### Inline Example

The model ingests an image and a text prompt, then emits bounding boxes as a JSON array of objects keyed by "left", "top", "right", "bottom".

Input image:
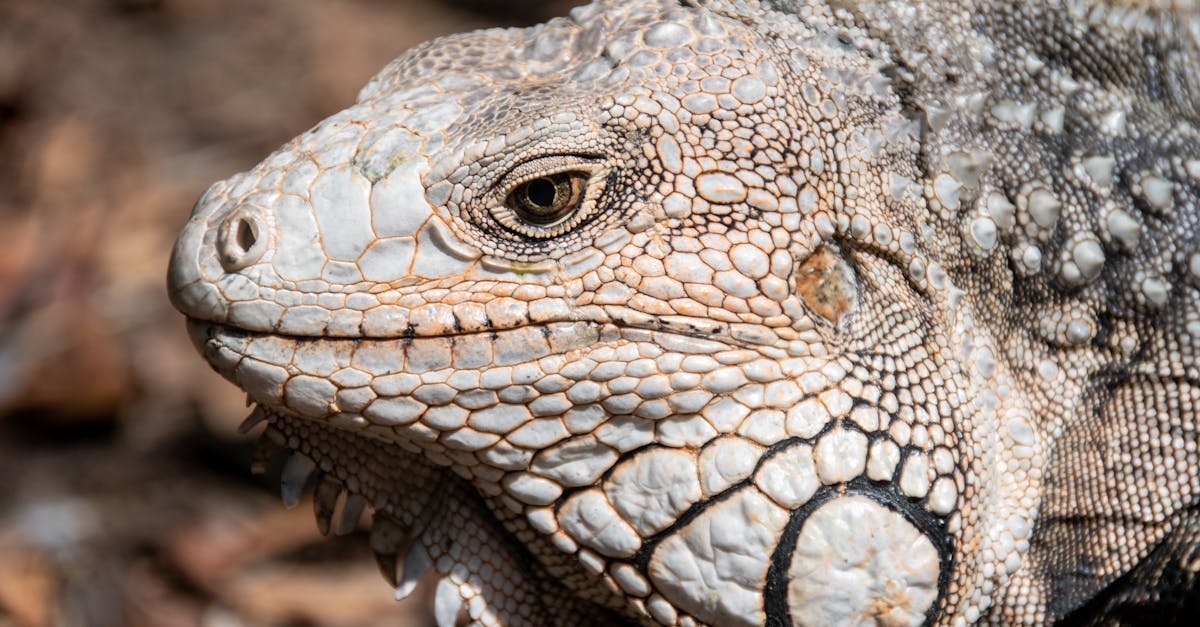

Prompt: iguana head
[{"left": 169, "top": 0, "right": 1047, "bottom": 624}]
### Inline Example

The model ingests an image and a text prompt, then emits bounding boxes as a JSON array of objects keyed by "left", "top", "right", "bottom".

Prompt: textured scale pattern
[{"left": 168, "top": 1, "right": 1200, "bottom": 625}]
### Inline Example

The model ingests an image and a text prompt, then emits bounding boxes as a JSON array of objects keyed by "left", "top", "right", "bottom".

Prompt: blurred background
[{"left": 0, "top": 1, "right": 582, "bottom": 625}]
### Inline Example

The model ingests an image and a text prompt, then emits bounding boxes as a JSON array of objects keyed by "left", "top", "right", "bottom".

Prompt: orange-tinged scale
[{"left": 794, "top": 246, "right": 857, "bottom": 324}]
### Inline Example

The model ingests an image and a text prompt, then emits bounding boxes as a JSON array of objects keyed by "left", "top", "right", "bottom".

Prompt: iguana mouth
[
  {"left": 184, "top": 309, "right": 769, "bottom": 352},
  {"left": 185, "top": 318, "right": 761, "bottom": 409},
  {"left": 186, "top": 316, "right": 604, "bottom": 366},
  {"left": 185, "top": 317, "right": 605, "bottom": 347}
]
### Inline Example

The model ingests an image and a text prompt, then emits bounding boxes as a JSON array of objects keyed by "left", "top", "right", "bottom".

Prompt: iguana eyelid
[{"left": 491, "top": 155, "right": 605, "bottom": 197}]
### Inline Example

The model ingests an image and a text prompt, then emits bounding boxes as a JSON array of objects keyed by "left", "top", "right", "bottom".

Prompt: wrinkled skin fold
[{"left": 169, "top": 0, "right": 1200, "bottom": 625}]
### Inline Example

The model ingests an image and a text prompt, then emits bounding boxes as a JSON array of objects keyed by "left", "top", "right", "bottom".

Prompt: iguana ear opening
[{"left": 794, "top": 244, "right": 859, "bottom": 325}]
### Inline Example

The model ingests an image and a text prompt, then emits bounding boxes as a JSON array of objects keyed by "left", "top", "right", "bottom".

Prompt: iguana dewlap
[{"left": 168, "top": 1, "right": 1200, "bottom": 624}]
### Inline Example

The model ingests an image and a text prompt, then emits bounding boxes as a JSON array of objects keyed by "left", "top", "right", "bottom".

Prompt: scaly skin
[{"left": 168, "top": 1, "right": 1200, "bottom": 625}]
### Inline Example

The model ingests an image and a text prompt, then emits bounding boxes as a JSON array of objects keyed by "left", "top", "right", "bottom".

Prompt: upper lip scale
[{"left": 190, "top": 317, "right": 755, "bottom": 353}]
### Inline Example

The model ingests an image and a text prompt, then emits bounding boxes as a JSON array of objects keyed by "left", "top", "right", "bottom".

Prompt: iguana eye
[
  {"left": 489, "top": 160, "right": 606, "bottom": 239},
  {"left": 506, "top": 172, "right": 588, "bottom": 226}
]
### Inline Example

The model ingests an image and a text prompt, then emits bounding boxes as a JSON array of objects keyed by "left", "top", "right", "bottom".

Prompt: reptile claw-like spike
[
  {"left": 433, "top": 577, "right": 465, "bottom": 627},
  {"left": 369, "top": 514, "right": 410, "bottom": 587},
  {"left": 396, "top": 541, "right": 432, "bottom": 601},
  {"left": 280, "top": 452, "right": 316, "bottom": 508},
  {"left": 312, "top": 476, "right": 342, "bottom": 536},
  {"left": 261, "top": 425, "right": 285, "bottom": 445},
  {"left": 248, "top": 430, "right": 282, "bottom": 475},
  {"left": 334, "top": 492, "right": 367, "bottom": 535},
  {"left": 237, "top": 406, "right": 267, "bottom": 434}
]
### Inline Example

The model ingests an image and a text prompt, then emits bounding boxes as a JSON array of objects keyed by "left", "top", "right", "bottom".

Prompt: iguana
[{"left": 167, "top": 0, "right": 1200, "bottom": 624}]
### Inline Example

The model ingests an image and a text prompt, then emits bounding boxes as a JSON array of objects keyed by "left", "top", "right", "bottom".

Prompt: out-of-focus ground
[{"left": 0, "top": 1, "right": 581, "bottom": 625}]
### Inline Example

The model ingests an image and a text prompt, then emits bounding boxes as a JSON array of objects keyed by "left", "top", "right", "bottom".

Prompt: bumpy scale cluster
[{"left": 170, "top": 0, "right": 1199, "bottom": 625}]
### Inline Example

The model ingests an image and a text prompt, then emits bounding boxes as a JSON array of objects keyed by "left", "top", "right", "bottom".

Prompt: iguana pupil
[{"left": 525, "top": 178, "right": 559, "bottom": 209}]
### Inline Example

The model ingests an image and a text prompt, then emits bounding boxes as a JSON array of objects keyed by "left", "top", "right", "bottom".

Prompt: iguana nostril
[
  {"left": 235, "top": 217, "right": 257, "bottom": 252},
  {"left": 217, "top": 206, "right": 268, "bottom": 272}
]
